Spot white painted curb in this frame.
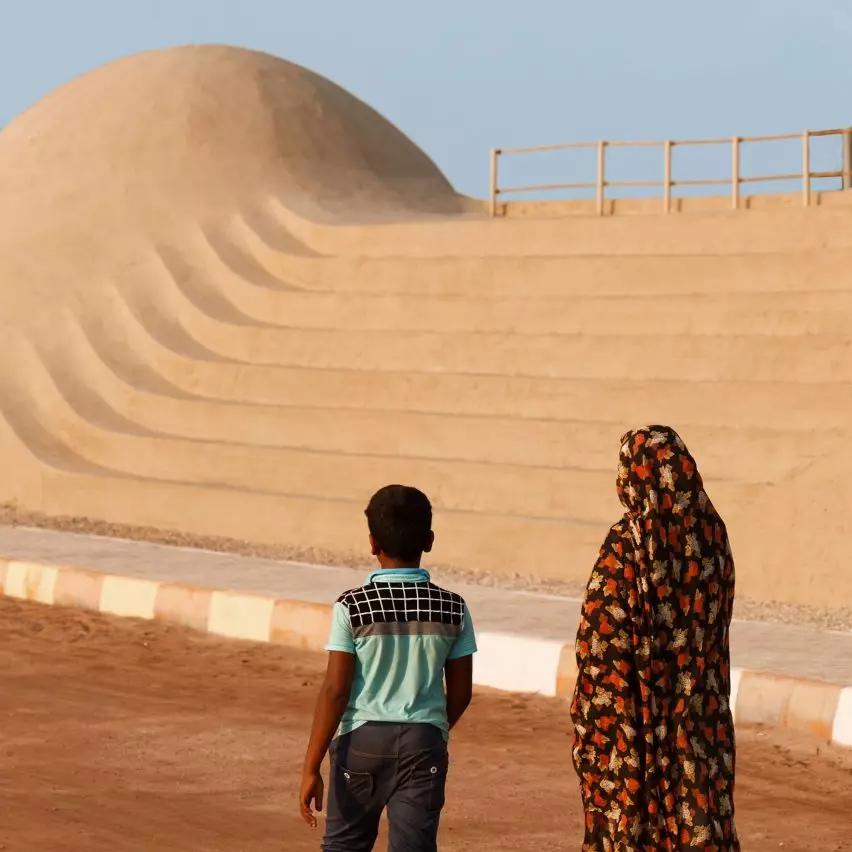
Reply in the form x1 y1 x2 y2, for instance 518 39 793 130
475 631 566 697
2 556 851 751
832 687 852 747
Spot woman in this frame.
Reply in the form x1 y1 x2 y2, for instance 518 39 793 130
571 426 739 851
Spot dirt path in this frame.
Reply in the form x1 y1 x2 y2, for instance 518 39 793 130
1 598 850 851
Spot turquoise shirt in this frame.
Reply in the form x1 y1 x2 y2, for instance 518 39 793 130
326 568 477 739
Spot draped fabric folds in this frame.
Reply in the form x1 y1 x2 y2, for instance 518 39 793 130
571 426 739 851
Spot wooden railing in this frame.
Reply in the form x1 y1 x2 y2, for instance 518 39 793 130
489 128 852 216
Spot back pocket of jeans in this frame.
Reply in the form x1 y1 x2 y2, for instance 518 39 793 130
337 764 374 809
410 757 448 812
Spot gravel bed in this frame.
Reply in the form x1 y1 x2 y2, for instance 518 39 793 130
1 505 850 633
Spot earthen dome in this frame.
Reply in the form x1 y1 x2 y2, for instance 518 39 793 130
0 45 460 341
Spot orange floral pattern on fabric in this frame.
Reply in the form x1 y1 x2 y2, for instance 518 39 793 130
571 426 739 851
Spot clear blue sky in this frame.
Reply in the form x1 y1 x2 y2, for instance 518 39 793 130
2 0 851 198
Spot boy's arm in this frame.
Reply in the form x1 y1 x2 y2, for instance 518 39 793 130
445 654 473 729
300 651 355 827
445 602 477 730
300 601 356 828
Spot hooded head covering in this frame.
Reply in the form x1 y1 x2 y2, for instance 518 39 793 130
617 426 704 530
571 426 739 851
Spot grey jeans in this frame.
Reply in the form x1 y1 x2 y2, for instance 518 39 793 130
321 722 449 852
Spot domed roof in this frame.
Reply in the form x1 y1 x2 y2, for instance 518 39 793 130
0 45 461 341
0 44 458 218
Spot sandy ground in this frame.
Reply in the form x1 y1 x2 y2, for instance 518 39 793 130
3 506 852 633
2 598 851 852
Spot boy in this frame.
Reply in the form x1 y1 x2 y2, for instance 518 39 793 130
299 484 477 852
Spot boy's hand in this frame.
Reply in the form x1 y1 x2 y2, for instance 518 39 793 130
300 653 354 829
299 770 324 828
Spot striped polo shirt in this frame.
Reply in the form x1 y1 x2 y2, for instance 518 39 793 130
325 568 477 739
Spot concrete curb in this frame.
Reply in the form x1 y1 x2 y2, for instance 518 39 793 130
2 557 850 750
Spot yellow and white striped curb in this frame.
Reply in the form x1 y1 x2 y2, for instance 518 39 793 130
1 557 850 750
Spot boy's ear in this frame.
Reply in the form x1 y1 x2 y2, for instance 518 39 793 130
423 530 435 554
369 534 380 557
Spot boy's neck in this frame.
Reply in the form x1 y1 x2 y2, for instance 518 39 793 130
376 554 422 570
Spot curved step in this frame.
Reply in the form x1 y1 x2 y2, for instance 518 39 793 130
221 211 852 297
123 274 852 384
31 465 609 584
75 297 852 430
215 201 852 295
52 336 843 482
0 340 620 522
224 211 323 280
0 384 609 585
271 197 852 257
5 423 840 610
39 315 837 484
0 364 844 609
0 384 107 479
148 239 852 336
5 331 790 529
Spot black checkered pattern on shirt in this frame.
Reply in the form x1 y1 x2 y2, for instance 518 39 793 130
337 581 465 628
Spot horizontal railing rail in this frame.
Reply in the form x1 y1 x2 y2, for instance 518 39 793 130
489 127 852 216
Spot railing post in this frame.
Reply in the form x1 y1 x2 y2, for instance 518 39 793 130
596 141 607 216
802 131 811 207
489 149 499 217
843 129 852 191
663 140 672 213
731 137 740 210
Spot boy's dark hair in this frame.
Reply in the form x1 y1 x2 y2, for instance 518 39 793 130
365 485 432 562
